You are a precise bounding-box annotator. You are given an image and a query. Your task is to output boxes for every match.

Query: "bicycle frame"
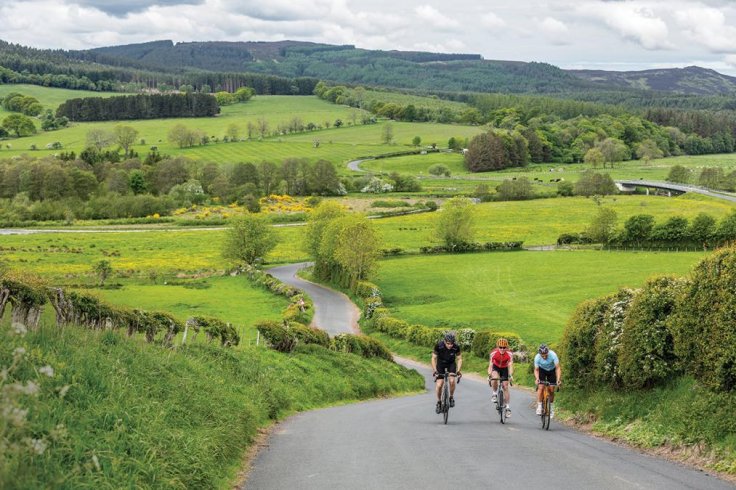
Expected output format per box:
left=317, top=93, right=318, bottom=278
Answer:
left=538, top=381, right=558, bottom=430
left=492, top=376, right=511, bottom=424
left=437, top=369, right=458, bottom=425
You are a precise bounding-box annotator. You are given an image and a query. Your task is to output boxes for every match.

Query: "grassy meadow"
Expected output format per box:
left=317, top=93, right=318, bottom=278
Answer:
left=373, top=249, right=707, bottom=346
left=0, top=322, right=422, bottom=488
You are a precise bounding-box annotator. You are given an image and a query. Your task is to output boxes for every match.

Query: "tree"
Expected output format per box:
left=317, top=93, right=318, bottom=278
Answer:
left=381, top=123, right=394, bottom=144
left=257, top=118, right=269, bottom=138
left=114, top=125, right=139, bottom=157
left=574, top=171, right=617, bottom=196
left=587, top=206, right=618, bottom=244
left=435, top=197, right=475, bottom=249
left=666, top=165, right=691, bottom=184
left=168, top=124, right=197, bottom=148
left=635, top=139, right=664, bottom=165
left=597, top=138, right=629, bottom=168
left=234, top=86, right=255, bottom=102
left=86, top=128, right=115, bottom=151
left=496, top=177, right=533, bottom=201
left=227, top=123, right=240, bottom=142
left=622, top=214, right=654, bottom=246
left=688, top=213, right=716, bottom=249
left=2, top=114, right=36, bottom=137
left=328, top=215, right=381, bottom=288
left=93, top=260, right=113, bottom=287
left=222, top=214, right=279, bottom=265
left=129, top=170, right=147, bottom=195
left=412, top=136, right=422, bottom=147
left=304, top=202, right=347, bottom=279
left=583, top=147, right=604, bottom=168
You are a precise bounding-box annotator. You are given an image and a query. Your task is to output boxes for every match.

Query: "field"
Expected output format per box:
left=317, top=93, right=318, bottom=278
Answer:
left=373, top=249, right=706, bottom=346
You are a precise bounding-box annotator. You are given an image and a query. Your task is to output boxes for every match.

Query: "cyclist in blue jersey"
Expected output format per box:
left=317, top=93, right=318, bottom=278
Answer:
left=534, top=344, right=562, bottom=417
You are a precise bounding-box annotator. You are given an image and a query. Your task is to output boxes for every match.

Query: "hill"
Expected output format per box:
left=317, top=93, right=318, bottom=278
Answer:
left=568, top=65, right=736, bottom=96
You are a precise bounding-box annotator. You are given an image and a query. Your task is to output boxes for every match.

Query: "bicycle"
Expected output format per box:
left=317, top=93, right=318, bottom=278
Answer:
left=538, top=381, right=559, bottom=430
left=489, top=376, right=512, bottom=424
left=435, top=369, right=460, bottom=425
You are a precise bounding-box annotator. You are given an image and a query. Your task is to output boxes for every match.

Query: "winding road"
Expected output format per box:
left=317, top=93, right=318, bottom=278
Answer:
left=246, top=264, right=734, bottom=489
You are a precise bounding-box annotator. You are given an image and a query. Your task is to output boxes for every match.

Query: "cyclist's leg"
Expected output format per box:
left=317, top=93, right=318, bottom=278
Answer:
left=435, top=377, right=444, bottom=401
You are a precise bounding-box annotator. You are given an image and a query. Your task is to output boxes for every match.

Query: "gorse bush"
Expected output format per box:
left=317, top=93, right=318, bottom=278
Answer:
left=561, top=297, right=610, bottom=389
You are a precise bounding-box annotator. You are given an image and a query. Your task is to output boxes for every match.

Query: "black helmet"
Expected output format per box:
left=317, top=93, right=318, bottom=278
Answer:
left=444, top=331, right=456, bottom=344
left=538, top=343, right=549, bottom=354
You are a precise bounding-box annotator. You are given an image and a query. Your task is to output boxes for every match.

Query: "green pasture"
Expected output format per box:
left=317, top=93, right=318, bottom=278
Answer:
left=375, top=193, right=735, bottom=248
left=355, top=88, right=471, bottom=111
left=0, top=84, right=121, bottom=117
left=374, top=249, right=706, bottom=346
left=285, top=120, right=484, bottom=147
left=96, top=276, right=287, bottom=337
left=358, top=152, right=736, bottom=192
left=0, top=226, right=308, bottom=278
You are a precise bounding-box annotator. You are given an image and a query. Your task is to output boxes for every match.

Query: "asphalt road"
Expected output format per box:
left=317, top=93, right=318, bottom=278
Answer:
left=245, top=362, right=733, bottom=489
left=267, top=262, right=359, bottom=335
left=247, top=266, right=733, bottom=489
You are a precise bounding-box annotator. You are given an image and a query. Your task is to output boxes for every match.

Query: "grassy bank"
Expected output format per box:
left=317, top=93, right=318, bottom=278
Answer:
left=559, top=379, right=736, bottom=475
left=1, top=322, right=423, bottom=489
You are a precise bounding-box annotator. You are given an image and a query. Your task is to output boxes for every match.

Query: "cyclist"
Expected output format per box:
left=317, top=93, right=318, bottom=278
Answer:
left=534, top=343, right=562, bottom=417
left=488, top=338, right=514, bottom=417
left=431, top=331, right=462, bottom=413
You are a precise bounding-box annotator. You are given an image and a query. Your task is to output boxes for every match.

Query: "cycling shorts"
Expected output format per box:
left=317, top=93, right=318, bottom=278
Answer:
left=539, top=367, right=557, bottom=384
left=491, top=366, right=510, bottom=380
left=436, top=363, right=457, bottom=379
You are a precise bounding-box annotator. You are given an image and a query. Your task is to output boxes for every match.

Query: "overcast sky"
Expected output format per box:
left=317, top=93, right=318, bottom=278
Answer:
left=3, top=0, right=736, bottom=75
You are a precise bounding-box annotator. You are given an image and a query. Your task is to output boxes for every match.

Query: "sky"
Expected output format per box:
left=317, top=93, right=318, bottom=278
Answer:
left=3, top=0, right=736, bottom=75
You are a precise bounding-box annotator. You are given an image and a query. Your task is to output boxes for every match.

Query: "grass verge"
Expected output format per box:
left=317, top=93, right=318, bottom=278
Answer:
left=1, top=322, right=423, bottom=489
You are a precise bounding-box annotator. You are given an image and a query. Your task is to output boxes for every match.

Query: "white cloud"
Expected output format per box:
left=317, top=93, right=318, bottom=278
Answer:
left=480, top=12, right=506, bottom=29
left=725, top=54, right=736, bottom=68
left=414, top=5, right=460, bottom=29
left=674, top=6, right=736, bottom=53
left=575, top=1, right=672, bottom=50
left=539, top=16, right=570, bottom=45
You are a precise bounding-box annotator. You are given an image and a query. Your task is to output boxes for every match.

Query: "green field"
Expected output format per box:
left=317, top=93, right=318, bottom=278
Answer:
left=374, top=249, right=706, bottom=346
left=375, top=193, right=735, bottom=248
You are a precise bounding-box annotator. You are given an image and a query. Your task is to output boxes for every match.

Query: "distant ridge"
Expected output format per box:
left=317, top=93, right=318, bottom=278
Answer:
left=568, top=66, right=736, bottom=95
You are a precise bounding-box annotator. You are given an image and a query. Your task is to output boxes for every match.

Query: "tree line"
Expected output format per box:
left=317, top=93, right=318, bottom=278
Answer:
left=0, top=152, right=348, bottom=223
left=56, top=93, right=220, bottom=121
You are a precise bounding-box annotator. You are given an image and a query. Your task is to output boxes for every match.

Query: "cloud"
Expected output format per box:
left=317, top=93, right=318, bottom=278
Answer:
left=725, top=54, right=736, bottom=68
left=575, top=1, right=672, bottom=50
left=539, top=16, right=570, bottom=45
left=480, top=12, right=505, bottom=29
left=674, top=6, right=736, bottom=53
left=414, top=5, right=460, bottom=29
left=75, top=0, right=202, bottom=16
left=414, top=39, right=466, bottom=53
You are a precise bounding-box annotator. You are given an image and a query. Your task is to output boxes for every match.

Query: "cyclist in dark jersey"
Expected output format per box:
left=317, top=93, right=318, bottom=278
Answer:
left=431, top=332, right=462, bottom=413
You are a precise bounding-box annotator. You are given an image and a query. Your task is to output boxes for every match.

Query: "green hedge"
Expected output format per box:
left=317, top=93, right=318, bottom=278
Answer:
left=332, top=333, right=393, bottom=360
left=670, top=247, right=736, bottom=391
left=472, top=331, right=523, bottom=358
left=592, top=289, right=638, bottom=387
left=560, top=297, right=609, bottom=389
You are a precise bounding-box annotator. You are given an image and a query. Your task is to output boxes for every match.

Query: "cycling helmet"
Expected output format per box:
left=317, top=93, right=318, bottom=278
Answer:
left=444, top=332, right=456, bottom=344
left=538, top=343, right=549, bottom=355
left=496, top=338, right=509, bottom=348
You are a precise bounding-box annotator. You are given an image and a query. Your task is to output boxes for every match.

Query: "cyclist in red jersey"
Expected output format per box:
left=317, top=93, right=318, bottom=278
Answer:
left=488, top=338, right=514, bottom=417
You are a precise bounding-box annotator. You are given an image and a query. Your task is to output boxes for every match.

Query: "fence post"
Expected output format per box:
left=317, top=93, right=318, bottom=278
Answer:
left=256, top=330, right=260, bottom=346
left=181, top=324, right=188, bottom=345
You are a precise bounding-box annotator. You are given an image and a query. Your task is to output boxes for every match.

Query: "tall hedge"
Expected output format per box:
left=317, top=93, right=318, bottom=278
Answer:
left=670, top=247, right=736, bottom=391
left=618, top=276, right=687, bottom=388
left=592, top=289, right=638, bottom=387
left=560, top=296, right=610, bottom=389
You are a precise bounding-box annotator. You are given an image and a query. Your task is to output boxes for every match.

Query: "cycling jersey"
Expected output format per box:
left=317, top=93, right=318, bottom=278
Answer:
left=434, top=341, right=461, bottom=374
left=534, top=350, right=559, bottom=371
left=490, top=348, right=512, bottom=368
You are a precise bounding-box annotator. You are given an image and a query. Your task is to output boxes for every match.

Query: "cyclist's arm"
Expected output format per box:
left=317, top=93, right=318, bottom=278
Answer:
left=431, top=352, right=438, bottom=374
left=555, top=362, right=562, bottom=385
left=456, top=354, right=462, bottom=374
left=534, top=365, right=540, bottom=384
left=487, top=356, right=493, bottom=376
left=508, top=355, right=514, bottom=379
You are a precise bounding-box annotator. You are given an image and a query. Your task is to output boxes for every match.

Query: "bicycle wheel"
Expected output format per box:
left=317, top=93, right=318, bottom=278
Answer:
left=498, top=388, right=506, bottom=424
left=442, top=381, right=450, bottom=425
left=543, top=398, right=551, bottom=430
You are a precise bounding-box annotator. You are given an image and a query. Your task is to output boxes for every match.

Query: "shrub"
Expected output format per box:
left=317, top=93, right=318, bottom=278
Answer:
left=355, top=281, right=381, bottom=299
left=255, top=320, right=297, bottom=353
left=618, top=276, right=686, bottom=388
left=592, top=289, right=638, bottom=387
left=669, top=247, right=736, bottom=391
left=286, top=321, right=331, bottom=348
left=331, top=334, right=393, bottom=360
left=472, top=331, right=523, bottom=358
left=456, top=328, right=475, bottom=351
left=560, top=297, right=609, bottom=389
left=428, top=164, right=451, bottom=177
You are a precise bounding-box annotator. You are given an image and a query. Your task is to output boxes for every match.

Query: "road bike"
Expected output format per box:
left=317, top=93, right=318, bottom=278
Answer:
left=538, top=381, right=559, bottom=430
left=436, top=369, right=460, bottom=424
left=489, top=376, right=512, bottom=424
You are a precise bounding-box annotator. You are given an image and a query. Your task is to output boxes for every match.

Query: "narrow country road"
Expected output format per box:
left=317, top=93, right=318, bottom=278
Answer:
left=246, top=264, right=734, bottom=489
left=267, top=262, right=359, bottom=335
